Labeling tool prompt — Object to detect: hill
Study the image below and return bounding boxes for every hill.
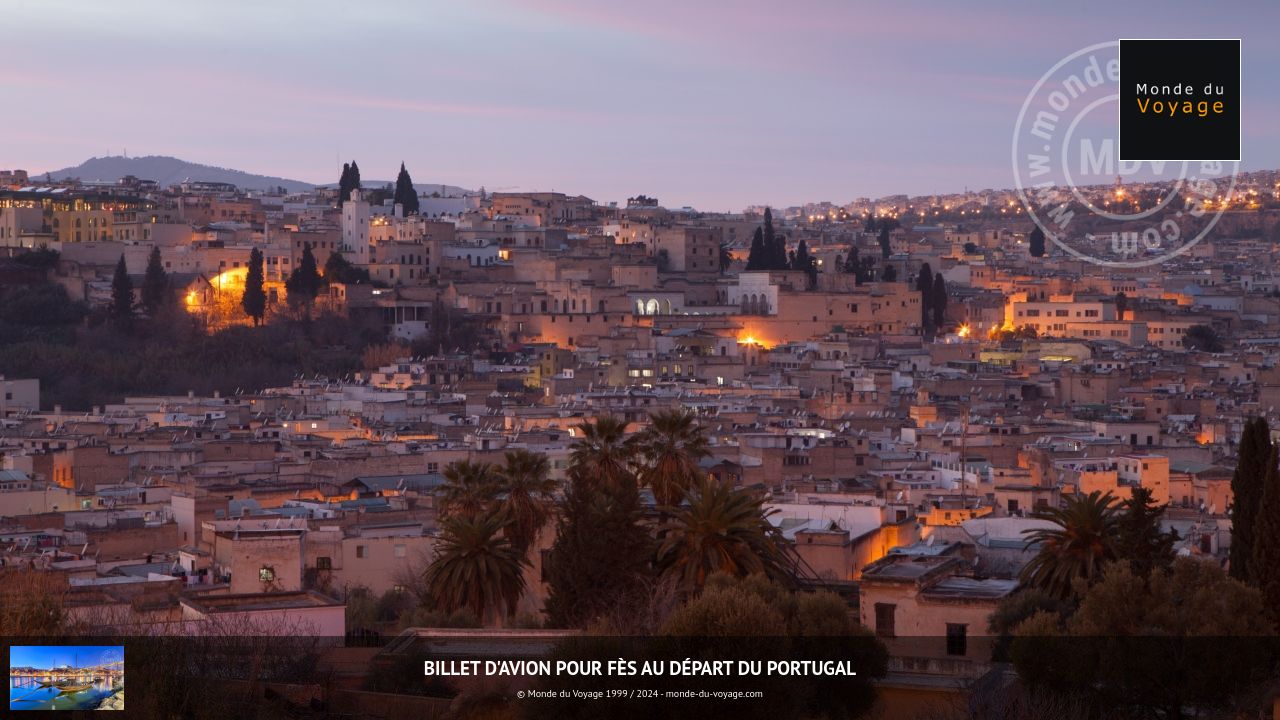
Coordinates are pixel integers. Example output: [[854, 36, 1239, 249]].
[[43, 155, 315, 192], [43, 156, 473, 196]]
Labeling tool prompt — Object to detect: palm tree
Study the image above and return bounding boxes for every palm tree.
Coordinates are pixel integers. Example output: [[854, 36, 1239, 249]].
[[636, 409, 710, 508], [568, 416, 637, 496], [656, 478, 788, 593], [425, 510, 528, 622], [438, 460, 499, 519], [1020, 490, 1121, 599], [495, 448, 557, 554]]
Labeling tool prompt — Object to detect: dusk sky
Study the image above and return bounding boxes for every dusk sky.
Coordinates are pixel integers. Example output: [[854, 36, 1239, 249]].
[[9, 645, 123, 670], [5, 0, 1277, 210]]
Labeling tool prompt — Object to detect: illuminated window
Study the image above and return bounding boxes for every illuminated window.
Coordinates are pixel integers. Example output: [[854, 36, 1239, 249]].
[[259, 566, 275, 582]]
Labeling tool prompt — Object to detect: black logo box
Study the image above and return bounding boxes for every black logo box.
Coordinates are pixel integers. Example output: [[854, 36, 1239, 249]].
[[1119, 39, 1241, 162]]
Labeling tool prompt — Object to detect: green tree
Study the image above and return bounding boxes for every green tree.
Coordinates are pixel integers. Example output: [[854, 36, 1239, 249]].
[[635, 409, 709, 508], [656, 478, 789, 594], [567, 416, 637, 496], [718, 243, 733, 273], [393, 162, 420, 215], [241, 247, 266, 326], [1011, 560, 1276, 719], [495, 448, 557, 555], [438, 459, 500, 520], [543, 471, 653, 628], [963, 241, 978, 254], [660, 575, 787, 636], [1029, 225, 1046, 257], [745, 227, 766, 271], [141, 246, 169, 314], [1114, 486, 1177, 578], [916, 263, 934, 330], [763, 207, 785, 270], [881, 263, 897, 282], [1020, 491, 1120, 599], [878, 224, 891, 259], [1231, 416, 1271, 582], [931, 273, 948, 328], [1252, 443, 1280, 617], [338, 160, 362, 203], [987, 587, 1071, 662], [323, 250, 371, 285], [657, 574, 888, 720], [285, 242, 323, 306], [424, 510, 528, 622], [109, 254, 133, 322], [1183, 324, 1224, 352], [337, 162, 351, 203], [12, 245, 59, 269]]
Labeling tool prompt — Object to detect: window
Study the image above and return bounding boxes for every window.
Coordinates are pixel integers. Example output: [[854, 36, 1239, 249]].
[[874, 603, 896, 638], [356, 545, 366, 559], [394, 544, 406, 558], [316, 556, 332, 570], [946, 623, 968, 656], [259, 566, 275, 583]]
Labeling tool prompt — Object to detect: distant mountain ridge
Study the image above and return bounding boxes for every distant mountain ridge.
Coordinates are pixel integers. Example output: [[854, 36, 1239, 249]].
[[42, 155, 472, 196], [44, 156, 315, 192]]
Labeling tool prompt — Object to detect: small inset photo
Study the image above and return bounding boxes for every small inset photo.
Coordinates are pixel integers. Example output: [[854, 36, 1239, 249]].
[[8, 645, 124, 711]]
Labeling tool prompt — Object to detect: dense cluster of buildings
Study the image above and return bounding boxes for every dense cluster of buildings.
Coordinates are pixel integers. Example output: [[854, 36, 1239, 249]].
[[3, 167, 1280, 689]]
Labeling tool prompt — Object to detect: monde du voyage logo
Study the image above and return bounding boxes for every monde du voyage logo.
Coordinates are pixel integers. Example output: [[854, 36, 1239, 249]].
[[1120, 39, 1241, 162], [1012, 39, 1241, 267]]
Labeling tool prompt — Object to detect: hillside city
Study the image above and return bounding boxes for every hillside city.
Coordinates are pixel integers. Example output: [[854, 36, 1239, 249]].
[[3, 161, 1280, 717]]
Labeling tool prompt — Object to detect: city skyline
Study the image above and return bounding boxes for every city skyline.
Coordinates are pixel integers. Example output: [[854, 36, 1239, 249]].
[[6, 0, 1279, 211]]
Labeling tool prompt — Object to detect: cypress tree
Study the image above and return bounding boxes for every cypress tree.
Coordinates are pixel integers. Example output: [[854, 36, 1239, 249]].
[[242, 247, 266, 325], [931, 274, 948, 327], [1231, 417, 1272, 582], [285, 242, 323, 306], [1254, 444, 1280, 616], [916, 263, 933, 293], [746, 227, 765, 271], [339, 160, 362, 203], [1116, 486, 1178, 578], [763, 208, 784, 270], [791, 239, 810, 271], [141, 245, 169, 314], [917, 263, 934, 330], [1029, 226, 1046, 257], [774, 235, 790, 270], [338, 162, 352, 203], [393, 162, 420, 215], [109, 254, 133, 321], [882, 263, 898, 282], [349, 160, 361, 195], [878, 225, 891, 259]]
